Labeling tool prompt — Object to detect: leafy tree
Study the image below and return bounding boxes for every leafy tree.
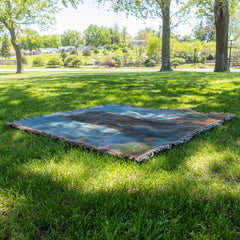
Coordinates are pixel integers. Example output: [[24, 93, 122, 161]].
[[18, 37, 27, 50], [109, 24, 121, 45], [39, 35, 51, 48], [229, 5, 240, 40], [61, 30, 83, 49], [172, 41, 190, 59], [193, 21, 215, 42], [134, 28, 154, 43], [188, 41, 203, 59], [146, 36, 162, 63], [62, 0, 81, 8], [21, 29, 42, 51], [96, 0, 178, 71], [135, 45, 145, 58], [179, 35, 192, 42], [0, 0, 82, 73], [188, 0, 239, 72], [84, 25, 111, 47], [41, 34, 61, 48], [204, 41, 216, 59], [169, 38, 215, 62], [0, 0, 59, 73], [121, 27, 128, 44], [214, 1, 229, 69], [1, 36, 11, 59]]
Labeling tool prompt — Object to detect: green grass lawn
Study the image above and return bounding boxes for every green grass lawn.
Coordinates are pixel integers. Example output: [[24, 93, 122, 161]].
[[0, 71, 239, 239]]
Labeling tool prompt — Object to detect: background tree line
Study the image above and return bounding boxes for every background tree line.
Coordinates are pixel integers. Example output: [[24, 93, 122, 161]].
[[1, 25, 240, 69], [0, 0, 239, 73], [14, 25, 130, 51]]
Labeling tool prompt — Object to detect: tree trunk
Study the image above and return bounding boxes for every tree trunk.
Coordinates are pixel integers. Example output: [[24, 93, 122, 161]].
[[9, 27, 24, 73], [214, 0, 229, 72], [160, 0, 172, 71]]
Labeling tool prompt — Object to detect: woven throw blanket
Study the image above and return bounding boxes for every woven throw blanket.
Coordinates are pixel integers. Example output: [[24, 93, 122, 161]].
[[5, 104, 235, 162]]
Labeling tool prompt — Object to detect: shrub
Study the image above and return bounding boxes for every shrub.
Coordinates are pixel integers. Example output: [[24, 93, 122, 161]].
[[103, 49, 108, 55], [198, 63, 206, 68], [133, 58, 143, 67], [122, 47, 128, 53], [112, 55, 123, 67], [170, 58, 185, 65], [94, 58, 101, 66], [173, 50, 187, 59], [126, 60, 134, 67], [193, 49, 199, 63], [208, 54, 215, 60], [70, 48, 78, 55], [82, 49, 91, 57], [64, 56, 75, 66], [60, 49, 68, 60], [171, 62, 180, 68], [71, 57, 83, 67], [64, 56, 83, 67], [47, 57, 62, 68], [33, 56, 45, 67], [102, 57, 116, 67], [114, 49, 124, 55], [112, 44, 119, 51], [144, 58, 156, 67], [120, 43, 126, 48], [106, 44, 112, 51], [94, 48, 99, 54], [232, 48, 240, 62], [123, 53, 130, 67], [200, 56, 207, 64], [129, 43, 134, 50]]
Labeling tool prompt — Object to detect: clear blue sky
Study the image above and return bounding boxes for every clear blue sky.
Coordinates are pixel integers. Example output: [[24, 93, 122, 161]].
[[41, 1, 195, 37]]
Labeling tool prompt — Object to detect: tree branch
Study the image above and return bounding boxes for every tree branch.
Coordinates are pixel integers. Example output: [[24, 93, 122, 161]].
[[0, 17, 11, 30]]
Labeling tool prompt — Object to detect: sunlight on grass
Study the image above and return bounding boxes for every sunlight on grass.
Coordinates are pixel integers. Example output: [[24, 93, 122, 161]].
[[0, 193, 11, 221]]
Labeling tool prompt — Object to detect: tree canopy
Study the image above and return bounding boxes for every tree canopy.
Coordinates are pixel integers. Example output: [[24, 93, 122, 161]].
[[96, 0, 184, 71], [187, 0, 239, 71], [0, 0, 59, 30], [61, 30, 83, 49], [84, 25, 111, 47], [0, 36, 11, 59], [0, 0, 83, 73]]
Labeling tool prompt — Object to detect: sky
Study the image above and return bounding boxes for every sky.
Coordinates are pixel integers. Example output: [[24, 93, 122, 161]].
[[40, 1, 195, 37]]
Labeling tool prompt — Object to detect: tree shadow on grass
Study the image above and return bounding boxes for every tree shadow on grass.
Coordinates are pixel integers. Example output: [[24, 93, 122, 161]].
[[0, 71, 213, 116], [1, 71, 239, 169], [1, 126, 239, 239], [0, 71, 240, 239], [1, 140, 240, 239]]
